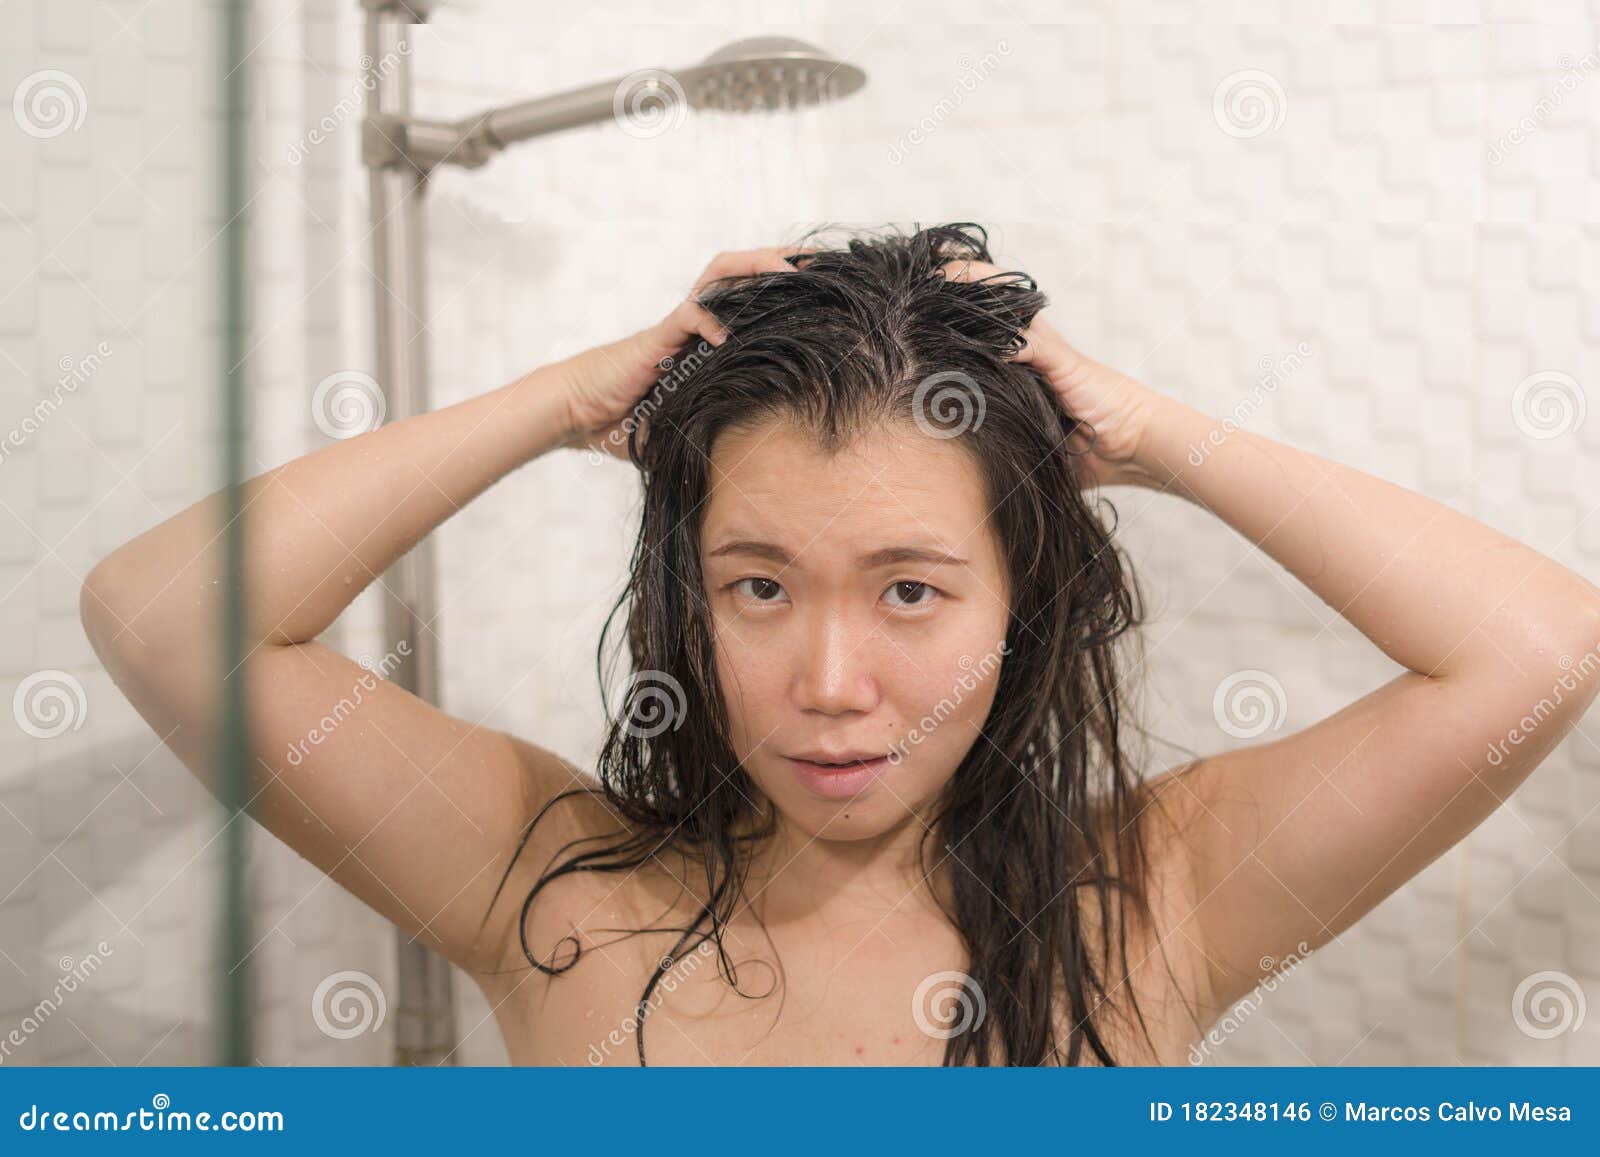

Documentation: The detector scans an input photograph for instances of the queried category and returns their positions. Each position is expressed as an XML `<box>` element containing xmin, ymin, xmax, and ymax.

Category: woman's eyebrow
<box><xmin>707</xmin><ymin>539</ymin><xmax>969</xmax><ymax>568</ymax></box>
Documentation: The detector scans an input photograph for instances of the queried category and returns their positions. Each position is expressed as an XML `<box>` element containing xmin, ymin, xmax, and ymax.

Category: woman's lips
<box><xmin>785</xmin><ymin>755</ymin><xmax>890</xmax><ymax>800</ymax></box>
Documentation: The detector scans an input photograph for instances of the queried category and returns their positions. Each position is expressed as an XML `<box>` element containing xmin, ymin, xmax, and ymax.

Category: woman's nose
<box><xmin>792</xmin><ymin>609</ymin><xmax>880</xmax><ymax>715</ymax></box>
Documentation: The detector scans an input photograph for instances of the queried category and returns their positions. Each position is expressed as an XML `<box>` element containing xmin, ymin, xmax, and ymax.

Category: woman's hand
<box><xmin>940</xmin><ymin>257</ymin><xmax>1164</xmax><ymax>488</ymax></box>
<box><xmin>559</xmin><ymin>246</ymin><xmax>812</xmax><ymax>460</ymax></box>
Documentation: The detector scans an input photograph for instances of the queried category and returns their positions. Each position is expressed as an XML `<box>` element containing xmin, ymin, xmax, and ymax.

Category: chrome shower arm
<box><xmin>362</xmin><ymin>76</ymin><xmax>637</xmax><ymax>171</ymax></box>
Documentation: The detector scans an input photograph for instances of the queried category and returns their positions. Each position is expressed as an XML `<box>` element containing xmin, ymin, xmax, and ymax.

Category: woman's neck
<box><xmin>732</xmin><ymin>805</ymin><xmax>954</xmax><ymax>928</ymax></box>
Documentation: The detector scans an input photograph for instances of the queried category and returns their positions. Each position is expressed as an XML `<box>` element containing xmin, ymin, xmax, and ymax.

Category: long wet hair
<box><xmin>487</xmin><ymin>222</ymin><xmax>1172</xmax><ymax>1065</ymax></box>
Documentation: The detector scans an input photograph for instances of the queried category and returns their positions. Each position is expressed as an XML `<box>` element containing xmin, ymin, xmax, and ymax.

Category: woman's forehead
<box><xmin>701</xmin><ymin>418</ymin><xmax>1000</xmax><ymax>562</ymax></box>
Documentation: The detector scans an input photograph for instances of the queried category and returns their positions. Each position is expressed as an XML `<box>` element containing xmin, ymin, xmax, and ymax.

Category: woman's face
<box><xmin>700</xmin><ymin>415</ymin><xmax>1013</xmax><ymax>844</ymax></box>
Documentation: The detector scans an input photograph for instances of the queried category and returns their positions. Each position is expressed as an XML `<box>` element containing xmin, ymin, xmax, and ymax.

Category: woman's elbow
<box><xmin>79</xmin><ymin>555</ymin><xmax>164</xmax><ymax>675</ymax></box>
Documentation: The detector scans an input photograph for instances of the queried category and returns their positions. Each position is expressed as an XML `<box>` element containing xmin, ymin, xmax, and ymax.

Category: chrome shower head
<box><xmin>679</xmin><ymin>36</ymin><xmax>868</xmax><ymax>112</ymax></box>
<box><xmin>363</xmin><ymin>34</ymin><xmax>868</xmax><ymax>171</ymax></box>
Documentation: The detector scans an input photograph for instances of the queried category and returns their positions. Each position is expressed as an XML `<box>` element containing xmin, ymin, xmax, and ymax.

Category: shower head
<box><xmin>679</xmin><ymin>36</ymin><xmax>868</xmax><ymax>112</ymax></box>
<box><xmin>362</xmin><ymin>34</ymin><xmax>868</xmax><ymax>171</ymax></box>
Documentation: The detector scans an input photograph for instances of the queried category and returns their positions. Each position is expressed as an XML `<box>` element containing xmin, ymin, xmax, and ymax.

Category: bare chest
<box><xmin>481</xmin><ymin>908</ymin><xmax>971</xmax><ymax>1065</ymax></box>
<box><xmin>474</xmin><ymin>887</ymin><xmax>1196</xmax><ymax>1066</ymax></box>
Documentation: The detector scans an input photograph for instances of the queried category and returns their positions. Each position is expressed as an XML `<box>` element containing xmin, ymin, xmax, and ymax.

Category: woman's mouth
<box><xmin>784</xmin><ymin>754</ymin><xmax>891</xmax><ymax>800</ymax></box>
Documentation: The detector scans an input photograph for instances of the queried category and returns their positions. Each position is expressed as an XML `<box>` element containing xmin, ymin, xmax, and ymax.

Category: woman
<box><xmin>80</xmin><ymin>224</ymin><xmax>1600</xmax><ymax>1067</ymax></box>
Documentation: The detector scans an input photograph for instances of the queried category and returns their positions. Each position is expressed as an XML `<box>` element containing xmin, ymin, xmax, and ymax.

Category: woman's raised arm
<box><xmin>78</xmin><ymin>360</ymin><xmax>599</xmax><ymax>976</ymax></box>
<box><xmin>1020</xmin><ymin>308</ymin><xmax>1600</xmax><ymax>1018</ymax></box>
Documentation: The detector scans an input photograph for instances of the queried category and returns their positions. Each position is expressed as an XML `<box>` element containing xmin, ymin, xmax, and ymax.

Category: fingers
<box><xmin>650</xmin><ymin>297</ymin><xmax>728</xmax><ymax>352</ymax></box>
<box><xmin>1014</xmin><ymin>313</ymin><xmax>1065</xmax><ymax>366</ymax></box>
<box><xmin>660</xmin><ymin>245</ymin><xmax>813</xmax><ymax>350</ymax></box>
<box><xmin>1018</xmin><ymin>314</ymin><xmax>1092</xmax><ymax>379</ymax></box>
<box><xmin>691</xmin><ymin>246</ymin><xmax>815</xmax><ymax>295</ymax></box>
<box><xmin>675</xmin><ymin>298</ymin><xmax>730</xmax><ymax>346</ymax></box>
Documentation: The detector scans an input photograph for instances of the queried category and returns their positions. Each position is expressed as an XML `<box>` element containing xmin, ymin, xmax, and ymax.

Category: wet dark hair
<box><xmin>486</xmin><ymin>222</ymin><xmax>1181</xmax><ymax>1065</ymax></box>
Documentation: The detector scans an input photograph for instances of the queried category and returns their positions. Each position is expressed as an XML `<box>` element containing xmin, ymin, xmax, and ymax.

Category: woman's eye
<box><xmin>884</xmin><ymin>580</ymin><xmax>936</xmax><ymax>608</ymax></box>
<box><xmin>732</xmin><ymin>577</ymin><xmax>787</xmax><ymax>604</ymax></box>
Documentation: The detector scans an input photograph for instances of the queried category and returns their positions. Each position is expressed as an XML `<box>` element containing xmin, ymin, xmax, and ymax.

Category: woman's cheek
<box><xmin>897</xmin><ymin>642</ymin><xmax>1006</xmax><ymax>759</ymax></box>
<box><xmin>711</xmin><ymin>626</ymin><xmax>771</xmax><ymax>752</ymax></box>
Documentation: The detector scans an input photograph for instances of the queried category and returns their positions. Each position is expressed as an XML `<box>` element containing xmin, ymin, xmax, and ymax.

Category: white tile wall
<box><xmin>3</xmin><ymin>0</ymin><xmax>1597</xmax><ymax>1067</ymax></box>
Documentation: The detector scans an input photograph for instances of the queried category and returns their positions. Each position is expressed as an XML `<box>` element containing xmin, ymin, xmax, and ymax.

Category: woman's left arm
<box><xmin>1090</xmin><ymin>345</ymin><xmax>1600</xmax><ymax>1015</ymax></box>
<box><xmin>937</xmin><ymin>259</ymin><xmax>1600</xmax><ymax>1015</ymax></box>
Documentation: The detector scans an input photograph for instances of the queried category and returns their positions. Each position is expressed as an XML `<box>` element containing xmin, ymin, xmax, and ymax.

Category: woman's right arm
<box><xmin>79</xmin><ymin>362</ymin><xmax>602</xmax><ymax>977</ymax></box>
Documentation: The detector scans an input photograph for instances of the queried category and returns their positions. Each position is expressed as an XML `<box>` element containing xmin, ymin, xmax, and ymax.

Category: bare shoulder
<box><xmin>471</xmin><ymin>737</ymin><xmax>641</xmax><ymax>974</ymax></box>
<box><xmin>1071</xmin><ymin>763</ymin><xmax>1222</xmax><ymax>1065</ymax></box>
<box><xmin>472</xmin><ymin>734</ymin><xmax>697</xmax><ymax>985</ymax></box>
